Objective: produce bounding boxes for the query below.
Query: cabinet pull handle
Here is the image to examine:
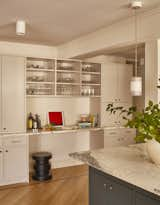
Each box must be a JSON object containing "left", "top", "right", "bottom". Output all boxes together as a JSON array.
[
  {"left": 126, "top": 131, "right": 131, "bottom": 133},
  {"left": 0, "top": 150, "right": 2, "bottom": 153},
  {"left": 109, "top": 132, "right": 117, "bottom": 135},
  {"left": 12, "top": 140, "right": 21, "bottom": 143},
  {"left": 104, "top": 183, "right": 107, "bottom": 191}
]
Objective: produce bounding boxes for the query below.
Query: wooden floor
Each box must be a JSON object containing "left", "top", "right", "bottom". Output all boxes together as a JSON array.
[{"left": 0, "top": 165, "right": 89, "bottom": 205}]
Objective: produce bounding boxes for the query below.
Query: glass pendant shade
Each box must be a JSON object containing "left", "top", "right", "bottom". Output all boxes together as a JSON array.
[
  {"left": 16, "top": 20, "right": 26, "bottom": 35},
  {"left": 130, "top": 76, "right": 142, "bottom": 96}
]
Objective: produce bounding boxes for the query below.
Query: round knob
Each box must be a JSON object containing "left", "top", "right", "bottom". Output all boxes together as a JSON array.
[
  {"left": 0, "top": 150, "right": 2, "bottom": 153},
  {"left": 5, "top": 150, "right": 8, "bottom": 153},
  {"left": 3, "top": 128, "right": 6, "bottom": 130},
  {"left": 109, "top": 185, "right": 113, "bottom": 191}
]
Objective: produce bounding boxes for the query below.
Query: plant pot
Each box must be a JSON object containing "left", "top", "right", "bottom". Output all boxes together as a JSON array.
[{"left": 147, "top": 139, "right": 160, "bottom": 166}]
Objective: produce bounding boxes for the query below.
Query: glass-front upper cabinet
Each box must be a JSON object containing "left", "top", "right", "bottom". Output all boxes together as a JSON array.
[
  {"left": 26, "top": 58, "right": 55, "bottom": 96},
  {"left": 56, "top": 60, "right": 81, "bottom": 96},
  {"left": 81, "top": 62, "right": 101, "bottom": 97}
]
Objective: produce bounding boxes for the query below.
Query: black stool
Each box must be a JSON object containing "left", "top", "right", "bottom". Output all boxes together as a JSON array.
[{"left": 32, "top": 152, "right": 52, "bottom": 181}]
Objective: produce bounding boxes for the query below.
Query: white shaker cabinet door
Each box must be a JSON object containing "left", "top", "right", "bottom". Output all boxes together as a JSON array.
[
  {"left": 118, "top": 64, "right": 132, "bottom": 104},
  {"left": 101, "top": 63, "right": 118, "bottom": 103},
  {"left": 101, "top": 102, "right": 117, "bottom": 127},
  {"left": 3, "top": 143, "right": 28, "bottom": 183},
  {"left": 0, "top": 148, "right": 3, "bottom": 182},
  {"left": 0, "top": 56, "right": 2, "bottom": 132},
  {"left": 2, "top": 56, "right": 26, "bottom": 133}
]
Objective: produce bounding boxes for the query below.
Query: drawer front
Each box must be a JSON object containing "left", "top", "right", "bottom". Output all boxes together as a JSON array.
[
  {"left": 3, "top": 135, "right": 27, "bottom": 147},
  {"left": 123, "top": 128, "right": 136, "bottom": 136},
  {"left": 104, "top": 130, "right": 119, "bottom": 136}
]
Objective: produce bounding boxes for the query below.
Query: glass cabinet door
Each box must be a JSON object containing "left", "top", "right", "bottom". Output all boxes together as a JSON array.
[{"left": 81, "top": 62, "right": 101, "bottom": 97}]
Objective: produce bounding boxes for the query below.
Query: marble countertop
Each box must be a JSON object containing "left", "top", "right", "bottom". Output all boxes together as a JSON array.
[{"left": 70, "top": 144, "right": 160, "bottom": 196}]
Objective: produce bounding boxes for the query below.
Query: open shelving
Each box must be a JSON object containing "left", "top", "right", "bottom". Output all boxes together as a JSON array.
[{"left": 26, "top": 58, "right": 101, "bottom": 97}]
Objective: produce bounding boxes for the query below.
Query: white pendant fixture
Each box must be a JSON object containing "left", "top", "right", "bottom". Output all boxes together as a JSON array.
[
  {"left": 130, "top": 0, "right": 142, "bottom": 96},
  {"left": 131, "top": 77, "right": 142, "bottom": 96},
  {"left": 16, "top": 20, "right": 26, "bottom": 35}
]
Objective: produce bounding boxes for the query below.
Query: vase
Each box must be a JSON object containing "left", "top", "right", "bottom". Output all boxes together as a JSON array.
[{"left": 147, "top": 139, "right": 160, "bottom": 166}]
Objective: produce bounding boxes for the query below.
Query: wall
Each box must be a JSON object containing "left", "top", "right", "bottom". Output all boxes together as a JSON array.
[
  {"left": 0, "top": 41, "right": 57, "bottom": 58},
  {"left": 145, "top": 40, "right": 158, "bottom": 105},
  {"left": 27, "top": 97, "right": 90, "bottom": 126},
  {"left": 57, "top": 7, "right": 160, "bottom": 59},
  {"left": 157, "top": 40, "right": 160, "bottom": 103}
]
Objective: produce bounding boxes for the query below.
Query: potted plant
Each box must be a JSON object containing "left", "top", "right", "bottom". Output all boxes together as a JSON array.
[{"left": 106, "top": 100, "right": 160, "bottom": 166}]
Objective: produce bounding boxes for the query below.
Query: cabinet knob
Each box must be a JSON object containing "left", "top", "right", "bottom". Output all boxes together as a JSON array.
[
  {"left": 3, "top": 128, "right": 6, "bottom": 130},
  {"left": 0, "top": 150, "right": 2, "bottom": 153},
  {"left": 109, "top": 185, "right": 113, "bottom": 191},
  {"left": 5, "top": 150, "right": 8, "bottom": 153}
]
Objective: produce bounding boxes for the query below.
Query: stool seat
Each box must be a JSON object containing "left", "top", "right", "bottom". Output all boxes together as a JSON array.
[{"left": 32, "top": 152, "right": 52, "bottom": 161}]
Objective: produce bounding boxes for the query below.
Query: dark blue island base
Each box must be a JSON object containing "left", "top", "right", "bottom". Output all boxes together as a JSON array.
[{"left": 89, "top": 167, "right": 160, "bottom": 205}]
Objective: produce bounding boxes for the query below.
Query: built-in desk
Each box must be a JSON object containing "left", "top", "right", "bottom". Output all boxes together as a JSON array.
[{"left": 29, "top": 127, "right": 104, "bottom": 170}]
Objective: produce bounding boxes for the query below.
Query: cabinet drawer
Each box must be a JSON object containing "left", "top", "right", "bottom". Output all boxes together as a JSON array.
[
  {"left": 3, "top": 135, "right": 27, "bottom": 147},
  {"left": 104, "top": 130, "right": 119, "bottom": 136},
  {"left": 123, "top": 129, "right": 136, "bottom": 136}
]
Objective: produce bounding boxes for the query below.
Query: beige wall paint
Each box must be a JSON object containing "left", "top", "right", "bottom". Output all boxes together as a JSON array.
[
  {"left": 0, "top": 41, "right": 57, "bottom": 58},
  {"left": 27, "top": 97, "right": 90, "bottom": 126},
  {"left": 157, "top": 40, "right": 160, "bottom": 104},
  {"left": 57, "top": 8, "right": 160, "bottom": 59},
  {"left": 145, "top": 40, "right": 158, "bottom": 105}
]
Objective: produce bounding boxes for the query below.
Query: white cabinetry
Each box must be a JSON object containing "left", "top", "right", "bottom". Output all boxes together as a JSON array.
[
  {"left": 118, "top": 64, "right": 132, "bottom": 103},
  {"left": 0, "top": 57, "right": 2, "bottom": 132},
  {"left": 0, "top": 139, "right": 3, "bottom": 182},
  {"left": 0, "top": 135, "right": 29, "bottom": 186},
  {"left": 1, "top": 56, "right": 25, "bottom": 133},
  {"left": 104, "top": 128, "right": 136, "bottom": 148},
  {"left": 101, "top": 62, "right": 133, "bottom": 127},
  {"left": 101, "top": 63, "right": 132, "bottom": 104},
  {"left": 101, "top": 62, "right": 117, "bottom": 102}
]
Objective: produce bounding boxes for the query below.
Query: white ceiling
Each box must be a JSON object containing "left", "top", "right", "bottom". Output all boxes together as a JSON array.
[{"left": 0, "top": 0, "right": 160, "bottom": 46}]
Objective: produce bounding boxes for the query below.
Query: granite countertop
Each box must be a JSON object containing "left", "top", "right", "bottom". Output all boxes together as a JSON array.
[{"left": 70, "top": 144, "right": 160, "bottom": 196}]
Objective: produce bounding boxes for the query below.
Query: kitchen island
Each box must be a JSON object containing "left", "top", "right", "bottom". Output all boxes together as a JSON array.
[{"left": 70, "top": 144, "right": 160, "bottom": 205}]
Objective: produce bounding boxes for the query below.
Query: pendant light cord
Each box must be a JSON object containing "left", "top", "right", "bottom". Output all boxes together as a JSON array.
[{"left": 134, "top": 9, "right": 138, "bottom": 77}]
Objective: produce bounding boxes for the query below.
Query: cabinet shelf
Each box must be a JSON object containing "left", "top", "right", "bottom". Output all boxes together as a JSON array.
[
  {"left": 27, "top": 81, "right": 54, "bottom": 85},
  {"left": 56, "top": 82, "right": 80, "bottom": 85},
  {"left": 82, "top": 71, "right": 101, "bottom": 75},
  {"left": 57, "top": 69, "right": 80, "bottom": 73},
  {"left": 27, "top": 68, "right": 55, "bottom": 72},
  {"left": 81, "top": 83, "right": 101, "bottom": 86}
]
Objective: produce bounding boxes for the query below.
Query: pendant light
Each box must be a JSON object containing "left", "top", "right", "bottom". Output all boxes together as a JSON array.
[
  {"left": 16, "top": 20, "right": 26, "bottom": 35},
  {"left": 130, "top": 0, "right": 142, "bottom": 96}
]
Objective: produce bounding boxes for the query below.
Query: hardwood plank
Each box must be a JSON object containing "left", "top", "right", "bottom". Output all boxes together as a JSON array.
[{"left": 0, "top": 165, "right": 88, "bottom": 205}]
